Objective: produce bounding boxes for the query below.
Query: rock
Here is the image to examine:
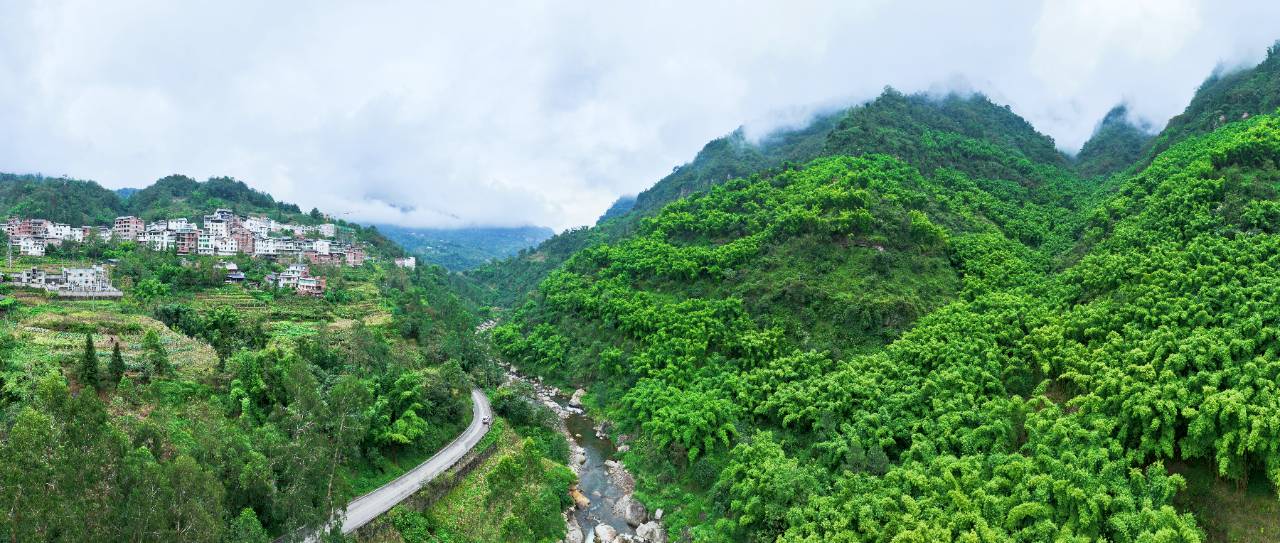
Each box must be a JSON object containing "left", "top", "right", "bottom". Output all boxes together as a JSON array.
[
  {"left": 613, "top": 494, "right": 648, "bottom": 527},
  {"left": 594, "top": 524, "right": 618, "bottom": 543},
  {"left": 570, "top": 486, "right": 590, "bottom": 509},
  {"left": 616, "top": 444, "right": 630, "bottom": 453},
  {"left": 570, "top": 388, "right": 587, "bottom": 407},
  {"left": 636, "top": 521, "right": 666, "bottom": 543},
  {"left": 654, "top": 508, "right": 663, "bottom": 521},
  {"left": 564, "top": 515, "right": 584, "bottom": 543}
]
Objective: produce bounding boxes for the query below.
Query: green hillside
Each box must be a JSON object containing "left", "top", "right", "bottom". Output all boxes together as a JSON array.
[
  {"left": 484, "top": 53, "right": 1280, "bottom": 541},
  {"left": 1073, "top": 105, "right": 1153, "bottom": 178},
  {"left": 377, "top": 224, "right": 554, "bottom": 271},
  {"left": 124, "top": 174, "right": 306, "bottom": 222},
  {"left": 0, "top": 173, "right": 126, "bottom": 226},
  {"left": 468, "top": 89, "right": 1083, "bottom": 309},
  {"left": 1142, "top": 42, "right": 1280, "bottom": 164}
]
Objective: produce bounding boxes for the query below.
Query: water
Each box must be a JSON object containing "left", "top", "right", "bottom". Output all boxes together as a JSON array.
[
  {"left": 565, "top": 412, "right": 635, "bottom": 539},
  {"left": 500, "top": 362, "right": 637, "bottom": 541}
]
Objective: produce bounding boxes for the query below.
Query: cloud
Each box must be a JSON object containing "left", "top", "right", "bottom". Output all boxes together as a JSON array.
[{"left": 1, "top": 1, "right": 1278, "bottom": 230}]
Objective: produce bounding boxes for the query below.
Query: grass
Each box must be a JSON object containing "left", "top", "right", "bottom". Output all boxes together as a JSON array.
[
  {"left": 343, "top": 399, "right": 472, "bottom": 497},
  {"left": 1171, "top": 460, "right": 1280, "bottom": 542},
  {"left": 369, "top": 417, "right": 572, "bottom": 543},
  {"left": 11, "top": 301, "right": 219, "bottom": 382}
]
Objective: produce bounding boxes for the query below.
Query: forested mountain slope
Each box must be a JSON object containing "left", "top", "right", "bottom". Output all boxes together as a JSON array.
[
  {"left": 468, "top": 89, "right": 1083, "bottom": 308},
  {"left": 1142, "top": 43, "right": 1280, "bottom": 164},
  {"left": 1073, "top": 105, "right": 1153, "bottom": 178},
  {"left": 0, "top": 173, "right": 126, "bottom": 226},
  {"left": 487, "top": 60, "right": 1280, "bottom": 539},
  {"left": 490, "top": 89, "right": 1112, "bottom": 539},
  {"left": 377, "top": 224, "right": 554, "bottom": 271},
  {"left": 0, "top": 172, "right": 405, "bottom": 258}
]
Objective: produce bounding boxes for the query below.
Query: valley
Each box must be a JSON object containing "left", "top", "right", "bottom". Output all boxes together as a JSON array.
[{"left": 2, "top": 16, "right": 1280, "bottom": 543}]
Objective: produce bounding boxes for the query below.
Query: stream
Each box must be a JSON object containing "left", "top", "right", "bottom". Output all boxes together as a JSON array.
[{"left": 499, "top": 362, "right": 663, "bottom": 543}]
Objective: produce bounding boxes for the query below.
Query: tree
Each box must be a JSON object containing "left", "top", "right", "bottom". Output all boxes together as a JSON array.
[
  {"left": 143, "top": 330, "right": 171, "bottom": 377},
  {"left": 77, "top": 333, "right": 99, "bottom": 391},
  {"left": 224, "top": 508, "right": 269, "bottom": 543},
  {"left": 108, "top": 342, "right": 126, "bottom": 386}
]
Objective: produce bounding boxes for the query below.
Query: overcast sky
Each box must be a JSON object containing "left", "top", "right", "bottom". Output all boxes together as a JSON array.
[{"left": 1, "top": 1, "right": 1278, "bottom": 231}]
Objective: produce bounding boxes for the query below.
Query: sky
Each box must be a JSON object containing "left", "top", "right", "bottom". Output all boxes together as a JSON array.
[{"left": 1, "top": 1, "right": 1279, "bottom": 231}]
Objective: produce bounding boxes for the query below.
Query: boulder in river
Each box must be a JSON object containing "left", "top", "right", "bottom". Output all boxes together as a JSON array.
[
  {"left": 570, "top": 388, "right": 586, "bottom": 407},
  {"left": 594, "top": 524, "right": 618, "bottom": 543},
  {"left": 613, "top": 494, "right": 648, "bottom": 527},
  {"left": 570, "top": 486, "right": 591, "bottom": 509},
  {"left": 564, "top": 514, "right": 584, "bottom": 543},
  {"left": 636, "top": 521, "right": 667, "bottom": 543}
]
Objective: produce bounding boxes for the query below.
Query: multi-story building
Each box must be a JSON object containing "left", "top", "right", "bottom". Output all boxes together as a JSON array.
[
  {"left": 253, "top": 236, "right": 277, "bottom": 256},
  {"left": 113, "top": 216, "right": 145, "bottom": 241},
  {"left": 9, "top": 266, "right": 122, "bottom": 298},
  {"left": 215, "top": 236, "right": 238, "bottom": 256},
  {"left": 12, "top": 236, "right": 46, "bottom": 256},
  {"left": 203, "top": 218, "right": 229, "bottom": 238},
  {"left": 394, "top": 256, "right": 416, "bottom": 269},
  {"left": 47, "top": 223, "right": 72, "bottom": 240},
  {"left": 296, "top": 275, "right": 325, "bottom": 296},
  {"left": 344, "top": 245, "right": 365, "bottom": 267},
  {"left": 175, "top": 228, "right": 200, "bottom": 255},
  {"left": 231, "top": 227, "right": 255, "bottom": 255},
  {"left": 318, "top": 223, "right": 336, "bottom": 238},
  {"left": 143, "top": 229, "right": 175, "bottom": 251},
  {"left": 197, "top": 232, "right": 216, "bottom": 256}
]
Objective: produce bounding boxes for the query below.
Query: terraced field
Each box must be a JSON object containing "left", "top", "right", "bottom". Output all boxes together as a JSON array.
[{"left": 12, "top": 302, "right": 218, "bottom": 380}]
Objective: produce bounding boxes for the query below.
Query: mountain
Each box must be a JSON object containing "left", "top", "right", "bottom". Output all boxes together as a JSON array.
[
  {"left": 1141, "top": 41, "right": 1280, "bottom": 163},
  {"left": 376, "top": 224, "right": 554, "bottom": 271},
  {"left": 124, "top": 174, "right": 304, "bottom": 221},
  {"left": 0, "top": 172, "right": 404, "bottom": 258},
  {"left": 481, "top": 49, "right": 1280, "bottom": 541},
  {"left": 596, "top": 195, "right": 636, "bottom": 224},
  {"left": 0, "top": 173, "right": 126, "bottom": 226},
  {"left": 1073, "top": 105, "right": 1153, "bottom": 178},
  {"left": 468, "top": 89, "right": 1085, "bottom": 308}
]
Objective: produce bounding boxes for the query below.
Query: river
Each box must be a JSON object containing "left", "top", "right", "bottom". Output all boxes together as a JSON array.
[{"left": 499, "top": 362, "right": 660, "bottom": 542}]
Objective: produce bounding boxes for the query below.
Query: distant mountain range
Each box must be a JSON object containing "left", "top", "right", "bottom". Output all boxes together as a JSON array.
[{"left": 375, "top": 224, "right": 554, "bottom": 271}]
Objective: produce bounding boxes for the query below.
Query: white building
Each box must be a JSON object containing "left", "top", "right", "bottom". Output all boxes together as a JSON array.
[
  {"left": 312, "top": 239, "right": 331, "bottom": 255},
  {"left": 318, "top": 223, "right": 336, "bottom": 237},
  {"left": 13, "top": 237, "right": 45, "bottom": 256},
  {"left": 143, "top": 230, "right": 175, "bottom": 251},
  {"left": 244, "top": 216, "right": 271, "bottom": 235},
  {"left": 197, "top": 232, "right": 216, "bottom": 255},
  {"left": 204, "top": 219, "right": 229, "bottom": 238},
  {"left": 215, "top": 236, "right": 238, "bottom": 256},
  {"left": 394, "top": 256, "right": 416, "bottom": 269},
  {"left": 254, "top": 236, "right": 277, "bottom": 256},
  {"left": 47, "top": 223, "right": 72, "bottom": 240}
]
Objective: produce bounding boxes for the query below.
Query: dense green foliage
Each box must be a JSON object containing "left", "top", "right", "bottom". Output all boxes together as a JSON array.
[
  {"left": 0, "top": 253, "right": 488, "bottom": 540},
  {"left": 0, "top": 173, "right": 125, "bottom": 225},
  {"left": 597, "top": 195, "right": 637, "bottom": 223},
  {"left": 378, "top": 224, "right": 554, "bottom": 271},
  {"left": 1073, "top": 105, "right": 1153, "bottom": 178},
  {"left": 468, "top": 89, "right": 1081, "bottom": 310},
  {"left": 488, "top": 54, "right": 1280, "bottom": 540},
  {"left": 125, "top": 175, "right": 303, "bottom": 221},
  {"left": 1142, "top": 42, "right": 1280, "bottom": 164}
]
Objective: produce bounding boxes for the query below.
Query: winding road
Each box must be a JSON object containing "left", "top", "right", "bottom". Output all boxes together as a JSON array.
[
  {"left": 342, "top": 388, "right": 491, "bottom": 533},
  {"left": 290, "top": 388, "right": 491, "bottom": 541}
]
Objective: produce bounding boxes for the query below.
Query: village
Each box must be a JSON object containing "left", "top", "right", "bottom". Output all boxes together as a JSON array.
[{"left": 0, "top": 209, "right": 414, "bottom": 298}]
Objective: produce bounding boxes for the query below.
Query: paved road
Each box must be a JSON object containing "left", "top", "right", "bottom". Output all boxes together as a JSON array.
[{"left": 338, "top": 388, "right": 491, "bottom": 535}]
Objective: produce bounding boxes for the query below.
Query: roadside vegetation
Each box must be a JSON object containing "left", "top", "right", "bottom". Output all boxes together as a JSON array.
[{"left": 0, "top": 235, "right": 490, "bottom": 541}]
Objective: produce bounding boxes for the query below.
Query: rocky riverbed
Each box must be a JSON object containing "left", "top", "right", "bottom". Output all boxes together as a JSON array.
[{"left": 499, "top": 362, "right": 667, "bottom": 543}]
